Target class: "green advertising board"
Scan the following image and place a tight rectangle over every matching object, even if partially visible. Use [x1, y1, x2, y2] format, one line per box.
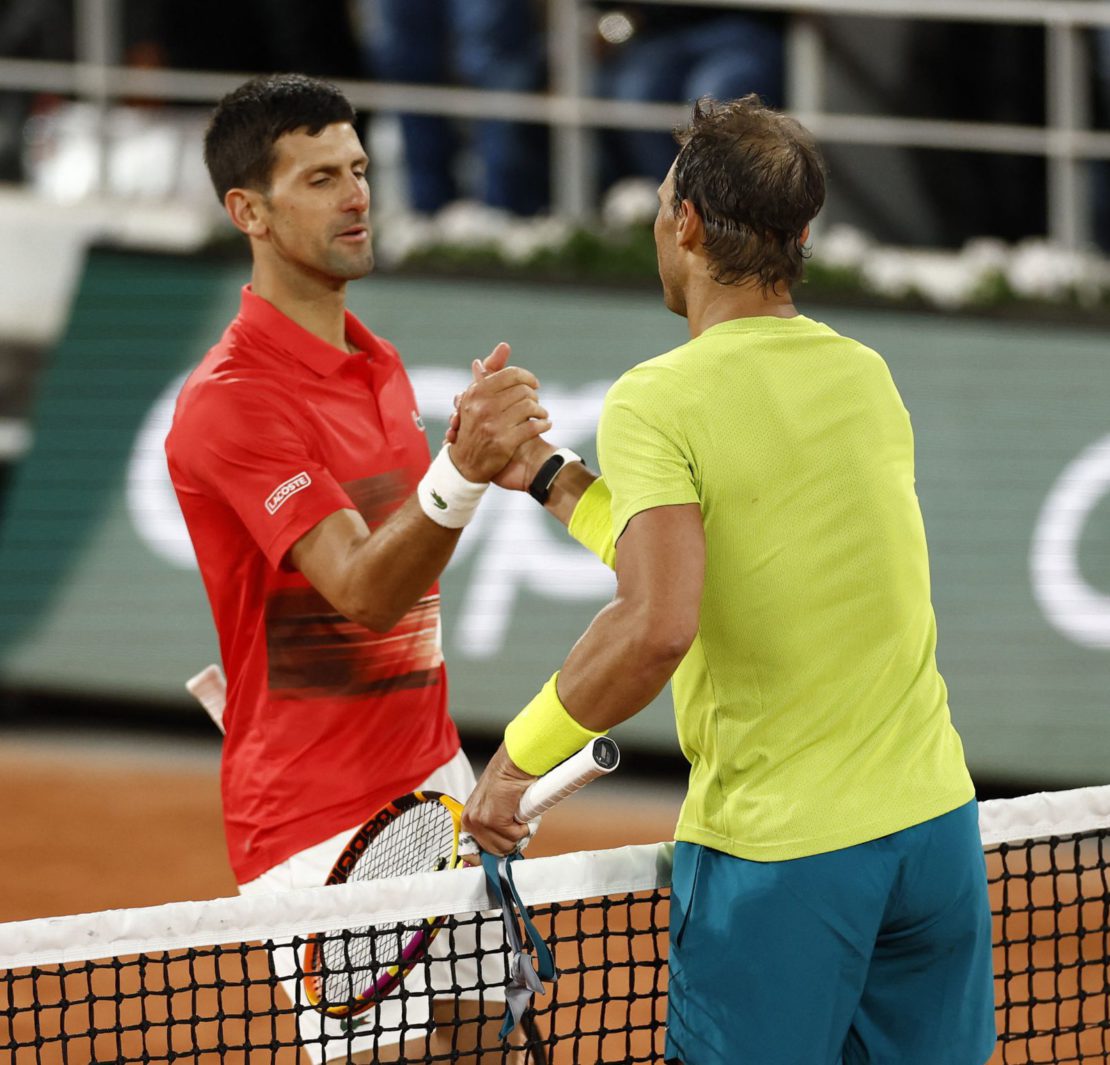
[0, 249, 1108, 787]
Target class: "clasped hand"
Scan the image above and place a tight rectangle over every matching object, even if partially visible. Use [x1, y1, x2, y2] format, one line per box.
[447, 342, 556, 490]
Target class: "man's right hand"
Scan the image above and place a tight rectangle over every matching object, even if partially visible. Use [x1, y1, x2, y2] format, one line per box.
[446, 344, 558, 491]
[449, 342, 551, 483]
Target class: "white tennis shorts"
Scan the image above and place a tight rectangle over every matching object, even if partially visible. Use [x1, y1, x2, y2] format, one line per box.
[238, 748, 508, 1063]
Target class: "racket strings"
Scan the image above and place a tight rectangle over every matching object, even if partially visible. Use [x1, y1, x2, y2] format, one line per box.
[315, 799, 459, 1008]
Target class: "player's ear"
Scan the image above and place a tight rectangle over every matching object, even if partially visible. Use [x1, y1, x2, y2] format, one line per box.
[676, 199, 703, 250]
[800, 223, 811, 245]
[225, 187, 268, 238]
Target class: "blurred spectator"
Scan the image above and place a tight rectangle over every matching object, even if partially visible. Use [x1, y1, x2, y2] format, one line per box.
[124, 0, 361, 80]
[905, 24, 1048, 248]
[1095, 28, 1110, 252]
[357, 0, 549, 216]
[16, 1, 360, 204]
[593, 5, 785, 187]
[0, 0, 73, 181]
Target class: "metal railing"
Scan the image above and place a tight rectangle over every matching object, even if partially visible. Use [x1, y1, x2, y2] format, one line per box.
[0, 0, 1108, 246]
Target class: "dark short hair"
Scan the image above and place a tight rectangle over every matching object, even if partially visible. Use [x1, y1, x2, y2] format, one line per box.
[672, 95, 826, 292]
[203, 73, 357, 202]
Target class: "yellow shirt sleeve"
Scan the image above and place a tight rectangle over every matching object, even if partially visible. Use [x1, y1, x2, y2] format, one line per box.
[597, 366, 701, 541]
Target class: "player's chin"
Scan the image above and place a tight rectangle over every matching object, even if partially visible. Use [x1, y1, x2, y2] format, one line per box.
[326, 246, 375, 280]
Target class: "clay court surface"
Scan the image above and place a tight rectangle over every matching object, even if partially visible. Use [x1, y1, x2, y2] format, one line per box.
[0, 729, 683, 923]
[0, 727, 681, 1064]
[3, 731, 1108, 1064]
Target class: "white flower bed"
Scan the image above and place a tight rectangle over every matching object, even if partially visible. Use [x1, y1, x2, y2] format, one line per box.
[375, 180, 1110, 312]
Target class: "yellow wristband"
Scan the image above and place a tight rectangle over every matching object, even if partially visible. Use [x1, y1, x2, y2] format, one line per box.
[504, 672, 607, 776]
[568, 477, 616, 570]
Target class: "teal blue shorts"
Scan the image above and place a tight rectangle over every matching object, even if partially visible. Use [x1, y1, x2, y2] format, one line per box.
[665, 800, 996, 1065]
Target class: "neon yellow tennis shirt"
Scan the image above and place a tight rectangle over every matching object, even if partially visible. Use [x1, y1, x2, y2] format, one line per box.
[593, 314, 974, 861]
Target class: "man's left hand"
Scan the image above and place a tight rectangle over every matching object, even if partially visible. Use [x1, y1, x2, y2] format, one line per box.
[462, 743, 537, 856]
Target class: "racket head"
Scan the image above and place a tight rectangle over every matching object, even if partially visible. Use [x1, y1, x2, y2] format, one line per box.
[303, 790, 463, 1018]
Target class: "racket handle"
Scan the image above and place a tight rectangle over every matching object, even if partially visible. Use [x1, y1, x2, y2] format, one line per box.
[186, 664, 228, 735]
[515, 736, 620, 823]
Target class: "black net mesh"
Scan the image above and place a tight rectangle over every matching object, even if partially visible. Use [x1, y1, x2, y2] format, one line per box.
[989, 829, 1110, 1063]
[311, 794, 458, 1012]
[2, 830, 1109, 1063]
[0, 891, 665, 1064]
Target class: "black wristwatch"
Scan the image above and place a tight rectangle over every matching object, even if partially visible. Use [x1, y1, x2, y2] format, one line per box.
[527, 448, 583, 504]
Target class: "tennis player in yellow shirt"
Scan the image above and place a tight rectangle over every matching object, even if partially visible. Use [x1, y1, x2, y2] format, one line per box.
[462, 95, 996, 1065]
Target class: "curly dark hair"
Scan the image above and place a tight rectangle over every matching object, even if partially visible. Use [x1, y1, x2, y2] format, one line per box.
[672, 95, 826, 292]
[203, 73, 357, 202]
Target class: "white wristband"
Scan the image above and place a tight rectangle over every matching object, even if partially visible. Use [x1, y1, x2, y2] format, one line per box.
[417, 445, 488, 529]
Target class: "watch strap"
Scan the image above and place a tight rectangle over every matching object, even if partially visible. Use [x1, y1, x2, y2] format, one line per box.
[527, 447, 583, 504]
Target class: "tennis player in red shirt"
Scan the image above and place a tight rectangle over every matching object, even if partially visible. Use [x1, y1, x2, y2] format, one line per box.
[165, 73, 547, 1063]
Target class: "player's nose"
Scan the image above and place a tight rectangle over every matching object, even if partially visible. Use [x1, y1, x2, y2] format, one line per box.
[342, 173, 369, 213]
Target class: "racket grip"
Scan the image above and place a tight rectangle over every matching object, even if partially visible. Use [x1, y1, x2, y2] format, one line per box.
[515, 736, 620, 823]
[186, 664, 228, 735]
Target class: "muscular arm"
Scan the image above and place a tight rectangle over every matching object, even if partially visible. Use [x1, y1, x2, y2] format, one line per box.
[558, 503, 703, 729]
[537, 454, 598, 529]
[492, 437, 615, 567]
[461, 502, 705, 853]
[291, 358, 548, 632]
[289, 500, 461, 632]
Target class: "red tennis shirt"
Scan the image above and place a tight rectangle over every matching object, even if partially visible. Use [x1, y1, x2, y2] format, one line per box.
[166, 286, 459, 883]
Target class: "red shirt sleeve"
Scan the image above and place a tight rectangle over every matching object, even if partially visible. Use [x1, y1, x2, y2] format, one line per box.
[173, 378, 354, 569]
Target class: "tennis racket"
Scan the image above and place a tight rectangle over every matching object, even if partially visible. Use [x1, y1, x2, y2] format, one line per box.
[302, 736, 620, 1021]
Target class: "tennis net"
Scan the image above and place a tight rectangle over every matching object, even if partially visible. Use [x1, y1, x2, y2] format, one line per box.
[2, 785, 1109, 1064]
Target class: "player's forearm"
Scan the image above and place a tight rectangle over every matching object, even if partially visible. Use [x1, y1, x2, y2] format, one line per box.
[338, 427, 539, 629]
[501, 504, 703, 776]
[343, 496, 463, 631]
[499, 596, 688, 777]
[556, 595, 689, 732]
[515, 440, 615, 567]
[540, 460, 597, 527]
[534, 461, 617, 569]
[294, 499, 463, 633]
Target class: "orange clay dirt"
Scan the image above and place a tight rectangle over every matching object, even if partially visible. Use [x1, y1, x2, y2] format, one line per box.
[0, 729, 681, 922]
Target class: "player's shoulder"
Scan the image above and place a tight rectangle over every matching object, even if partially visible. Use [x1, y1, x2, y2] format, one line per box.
[167, 339, 296, 460]
[177, 355, 284, 420]
[606, 340, 699, 405]
[817, 326, 898, 390]
[794, 315, 887, 361]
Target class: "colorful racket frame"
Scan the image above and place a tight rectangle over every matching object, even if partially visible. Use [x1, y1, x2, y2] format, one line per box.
[301, 737, 619, 1029]
[302, 789, 463, 1019]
